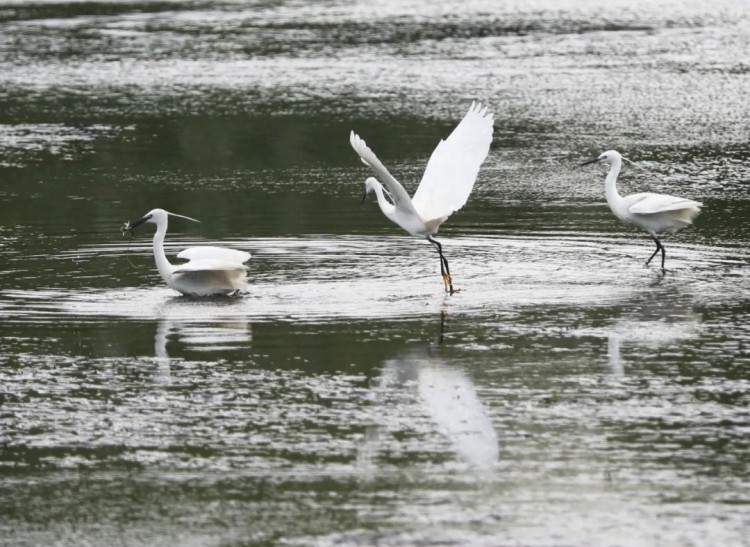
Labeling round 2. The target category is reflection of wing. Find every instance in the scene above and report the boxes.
[362,349,498,470]
[349,131,420,216]
[418,364,498,468]
[411,101,493,221]
[156,301,252,354]
[177,246,250,264]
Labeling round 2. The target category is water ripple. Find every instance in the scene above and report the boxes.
[2,235,746,324]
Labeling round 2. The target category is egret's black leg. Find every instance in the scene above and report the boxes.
[646,235,666,273]
[646,235,661,265]
[660,242,666,273]
[427,236,457,294]
[433,239,446,278]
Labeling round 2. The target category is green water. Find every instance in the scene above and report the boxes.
[1,0,749,545]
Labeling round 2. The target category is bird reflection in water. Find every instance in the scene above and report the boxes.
[607,333,625,378]
[152,300,252,379]
[359,312,498,472]
[606,291,701,376]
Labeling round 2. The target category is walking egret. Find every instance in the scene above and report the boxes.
[580,150,703,272]
[124,208,251,296]
[350,101,494,294]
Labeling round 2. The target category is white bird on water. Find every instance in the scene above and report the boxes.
[580,150,702,272]
[350,101,494,294]
[124,208,250,296]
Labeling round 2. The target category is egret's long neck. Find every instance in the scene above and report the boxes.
[152,221,174,285]
[604,157,624,213]
[372,182,397,222]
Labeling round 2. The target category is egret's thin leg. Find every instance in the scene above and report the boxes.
[660,241,666,272]
[429,237,448,290]
[646,236,661,266]
[428,236,456,294]
[442,255,455,294]
[646,235,666,272]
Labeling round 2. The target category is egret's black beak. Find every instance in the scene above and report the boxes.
[361,191,367,205]
[128,214,151,230]
[579,157,601,167]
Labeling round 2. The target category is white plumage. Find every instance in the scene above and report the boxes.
[350,101,494,294]
[580,150,703,271]
[126,208,250,296]
[176,246,251,265]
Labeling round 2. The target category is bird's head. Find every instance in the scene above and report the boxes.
[124,208,200,234]
[361,177,379,204]
[579,150,637,168]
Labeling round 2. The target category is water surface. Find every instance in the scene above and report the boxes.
[1,0,749,545]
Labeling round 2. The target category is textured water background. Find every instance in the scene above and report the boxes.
[1,0,749,545]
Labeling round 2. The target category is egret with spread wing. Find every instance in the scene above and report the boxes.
[580,150,703,272]
[350,101,494,294]
[125,208,250,296]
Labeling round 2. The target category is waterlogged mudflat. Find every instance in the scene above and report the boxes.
[1,0,749,545]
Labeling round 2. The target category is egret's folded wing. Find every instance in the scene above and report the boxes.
[629,194,703,215]
[411,101,494,221]
[349,131,420,216]
[177,246,251,264]
[173,258,248,274]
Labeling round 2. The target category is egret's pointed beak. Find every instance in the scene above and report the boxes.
[128,214,151,229]
[361,191,367,205]
[579,157,601,167]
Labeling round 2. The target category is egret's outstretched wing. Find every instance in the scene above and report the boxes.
[177,246,251,264]
[349,131,420,216]
[629,193,703,215]
[412,101,494,221]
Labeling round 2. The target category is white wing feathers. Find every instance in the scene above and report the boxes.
[411,101,494,221]
[173,258,247,274]
[177,246,250,264]
[628,193,703,215]
[173,247,250,278]
[349,131,419,215]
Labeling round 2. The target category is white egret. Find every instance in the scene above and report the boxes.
[350,101,494,294]
[580,150,703,272]
[124,208,251,296]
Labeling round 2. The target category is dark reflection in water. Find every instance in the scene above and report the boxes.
[1,0,750,544]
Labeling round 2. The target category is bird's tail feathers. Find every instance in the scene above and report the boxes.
[674,205,702,223]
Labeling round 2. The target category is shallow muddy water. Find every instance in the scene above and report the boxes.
[1,0,749,545]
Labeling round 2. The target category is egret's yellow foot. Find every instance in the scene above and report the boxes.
[442,273,459,295]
